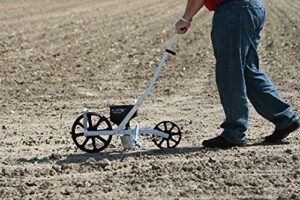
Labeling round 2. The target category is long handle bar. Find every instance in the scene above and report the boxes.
[117,34,179,130]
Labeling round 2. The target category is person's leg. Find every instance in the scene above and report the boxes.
[204,0,299,148]
[245,38,296,128]
[204,1,250,147]
[242,6,299,142]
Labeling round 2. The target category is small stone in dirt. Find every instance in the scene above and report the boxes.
[61,164,69,171]
[86,49,93,54]
[86,189,93,194]
[86,157,97,164]
[196,165,203,171]
[25,181,37,187]
[29,190,35,195]
[151,164,161,170]
[49,170,56,176]
[98,159,111,169]
[1,168,8,176]
[52,165,62,173]
[182,166,193,172]
[103,187,113,193]
[61,189,71,196]
[19,169,25,177]
[291,193,300,200]
[208,157,217,163]
[179,191,189,197]
[74,181,85,188]
[285,149,293,154]
[292,155,299,161]
[15,80,24,85]
[34,172,41,178]
[2,125,6,130]
[52,52,60,58]
[164,88,171,95]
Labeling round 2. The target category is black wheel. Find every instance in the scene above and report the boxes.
[153,121,181,149]
[71,112,112,153]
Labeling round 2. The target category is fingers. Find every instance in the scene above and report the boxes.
[175,20,190,34]
[176,26,189,34]
[177,27,188,34]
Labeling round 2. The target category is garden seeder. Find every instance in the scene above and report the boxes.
[70,34,182,153]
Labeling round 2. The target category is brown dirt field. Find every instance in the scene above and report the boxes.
[0,0,299,199]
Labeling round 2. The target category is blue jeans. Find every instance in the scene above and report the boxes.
[211,0,295,144]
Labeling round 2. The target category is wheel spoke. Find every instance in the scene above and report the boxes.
[163,122,168,132]
[75,132,84,137]
[170,137,178,143]
[77,122,84,128]
[167,140,170,148]
[158,138,165,146]
[92,138,97,149]
[94,117,104,129]
[96,136,107,144]
[156,127,163,132]
[172,132,180,135]
[169,124,176,132]
[81,137,90,147]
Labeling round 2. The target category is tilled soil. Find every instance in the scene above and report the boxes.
[0,0,299,199]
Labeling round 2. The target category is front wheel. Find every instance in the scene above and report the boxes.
[70,112,112,153]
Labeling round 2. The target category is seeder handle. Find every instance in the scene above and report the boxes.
[117,34,179,130]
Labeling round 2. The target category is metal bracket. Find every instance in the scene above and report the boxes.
[82,107,90,136]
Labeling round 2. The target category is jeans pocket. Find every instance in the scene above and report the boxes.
[245,0,264,9]
[241,7,265,36]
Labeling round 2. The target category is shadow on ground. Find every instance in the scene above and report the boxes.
[17,140,289,165]
[18,146,210,165]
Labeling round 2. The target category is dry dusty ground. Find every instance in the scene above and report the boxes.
[0,0,300,199]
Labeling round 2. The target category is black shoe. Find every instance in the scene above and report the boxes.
[202,135,246,149]
[265,116,300,143]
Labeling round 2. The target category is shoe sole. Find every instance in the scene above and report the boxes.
[265,120,300,143]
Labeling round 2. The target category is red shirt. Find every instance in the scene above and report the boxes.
[204,0,226,11]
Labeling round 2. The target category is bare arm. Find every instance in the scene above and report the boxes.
[176,0,204,34]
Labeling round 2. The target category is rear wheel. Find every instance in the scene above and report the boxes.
[152,121,181,149]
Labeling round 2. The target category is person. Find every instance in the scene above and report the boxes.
[175,0,299,148]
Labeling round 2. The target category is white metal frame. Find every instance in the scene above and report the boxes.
[83,34,179,146]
